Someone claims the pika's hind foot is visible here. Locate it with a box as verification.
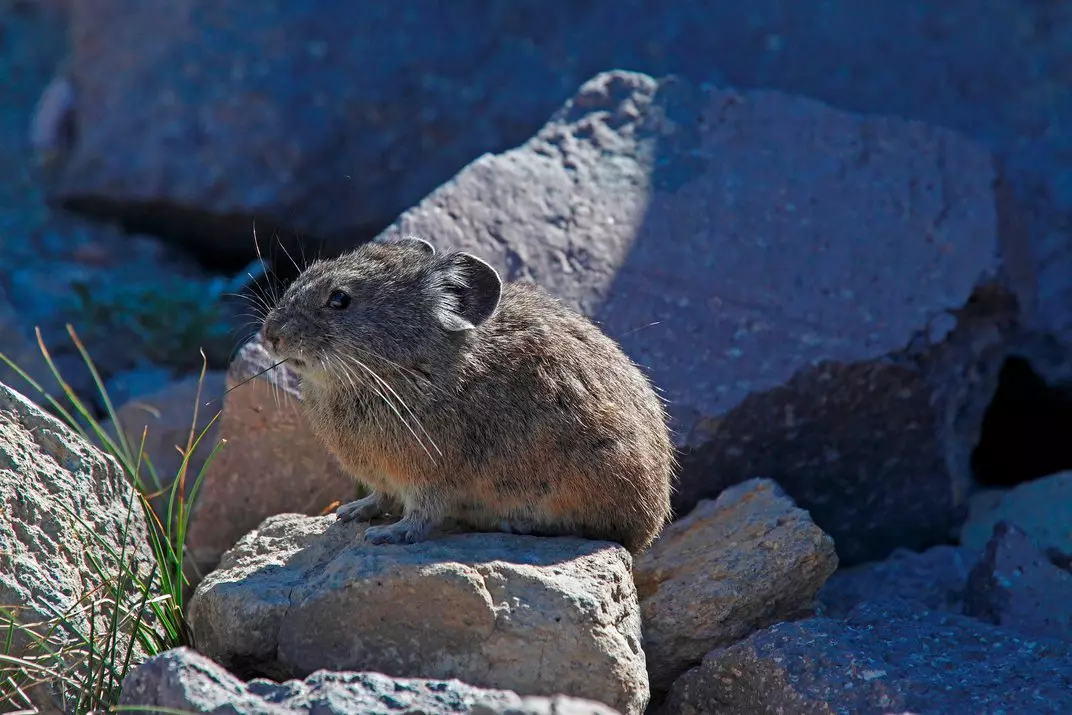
[336,490,394,523]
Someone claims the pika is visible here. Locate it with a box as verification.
[260,236,675,553]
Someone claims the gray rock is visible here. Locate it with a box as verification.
[963,520,1072,644]
[660,599,1072,715]
[818,544,979,618]
[187,513,647,715]
[960,472,1072,554]
[378,70,1020,565]
[0,380,163,714]
[634,478,837,692]
[44,2,1072,364]
[119,647,623,715]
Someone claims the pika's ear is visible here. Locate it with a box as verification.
[382,235,436,255]
[437,252,502,332]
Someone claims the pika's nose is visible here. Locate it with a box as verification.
[261,319,284,353]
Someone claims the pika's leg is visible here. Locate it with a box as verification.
[336,490,398,523]
[363,489,446,546]
[498,519,536,535]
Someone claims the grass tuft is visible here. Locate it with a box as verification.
[0,324,225,714]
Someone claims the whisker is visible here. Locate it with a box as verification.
[205,357,288,407]
[332,353,437,465]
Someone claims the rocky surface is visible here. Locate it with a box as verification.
[184,337,353,588]
[963,520,1072,644]
[42,3,1072,363]
[187,513,647,715]
[121,647,623,715]
[634,478,837,691]
[0,380,163,714]
[818,544,979,618]
[660,599,1072,715]
[377,69,1019,565]
[960,470,1072,554]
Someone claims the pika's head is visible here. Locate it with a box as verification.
[260,236,502,381]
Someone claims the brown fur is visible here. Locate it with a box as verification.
[260,236,675,553]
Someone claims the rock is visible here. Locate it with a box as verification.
[818,544,979,618]
[963,520,1072,644]
[46,4,1072,364]
[660,599,1072,715]
[960,471,1072,554]
[120,647,623,715]
[103,371,225,517]
[377,69,1022,565]
[184,337,352,587]
[0,380,163,714]
[634,478,837,691]
[187,513,647,715]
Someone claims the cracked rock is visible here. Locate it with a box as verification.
[120,647,623,715]
[376,69,1026,565]
[634,478,837,692]
[186,513,647,715]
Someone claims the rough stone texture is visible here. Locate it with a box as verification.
[660,599,1072,715]
[103,370,225,517]
[184,337,352,588]
[960,471,1072,554]
[0,380,163,714]
[187,513,647,715]
[818,544,979,618]
[377,70,1021,565]
[120,647,623,715]
[634,478,837,691]
[45,2,1072,364]
[963,520,1072,644]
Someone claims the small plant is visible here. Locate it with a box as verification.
[0,324,225,714]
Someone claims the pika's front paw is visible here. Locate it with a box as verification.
[336,493,386,523]
[363,520,430,546]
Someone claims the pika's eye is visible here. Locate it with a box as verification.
[327,289,351,310]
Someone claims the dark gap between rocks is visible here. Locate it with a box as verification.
[971,355,1072,487]
[57,195,334,273]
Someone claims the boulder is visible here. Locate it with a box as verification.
[47,3,1072,366]
[377,70,1023,564]
[120,647,623,715]
[963,520,1072,644]
[187,513,647,715]
[818,544,979,618]
[634,478,837,691]
[660,599,1072,715]
[960,471,1072,554]
[0,381,163,714]
[184,337,352,587]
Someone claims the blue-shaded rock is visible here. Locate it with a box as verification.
[818,544,979,618]
[963,520,1072,644]
[660,600,1072,715]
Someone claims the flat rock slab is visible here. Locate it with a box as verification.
[634,478,837,692]
[377,69,1022,564]
[964,520,1072,644]
[0,381,162,713]
[121,647,623,715]
[818,544,979,618]
[961,470,1072,556]
[660,599,1072,715]
[187,513,648,715]
[185,338,353,588]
